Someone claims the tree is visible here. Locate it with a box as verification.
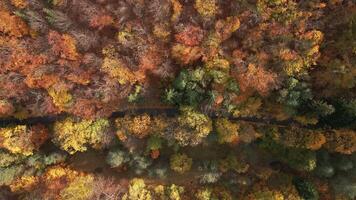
[60,175,94,200]
[170,153,192,174]
[106,148,130,168]
[174,107,212,146]
[293,178,319,200]
[0,125,36,156]
[0,10,29,37]
[116,114,152,139]
[52,117,112,154]
[215,118,239,144]
[175,25,204,46]
[194,0,218,18]
[122,178,153,200]
[324,129,356,154]
[236,63,279,96]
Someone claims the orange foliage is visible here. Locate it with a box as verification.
[5,51,47,74]
[151,149,160,159]
[48,31,80,61]
[236,64,279,96]
[10,0,28,8]
[171,44,202,65]
[89,14,114,30]
[0,11,29,37]
[324,129,356,154]
[175,25,204,46]
[0,100,15,116]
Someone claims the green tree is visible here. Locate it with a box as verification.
[170,153,192,174]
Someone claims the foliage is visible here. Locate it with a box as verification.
[293,178,319,200]
[0,165,25,186]
[175,107,212,146]
[116,114,152,139]
[106,148,130,168]
[259,129,317,171]
[60,175,94,200]
[52,117,111,154]
[215,118,239,144]
[170,153,192,174]
[194,0,218,18]
[0,125,35,156]
[123,178,153,200]
[0,10,29,37]
[324,129,356,154]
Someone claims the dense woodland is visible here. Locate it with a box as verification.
[0,0,355,199]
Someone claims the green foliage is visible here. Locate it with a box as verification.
[128,85,143,103]
[293,178,319,200]
[259,129,316,171]
[106,148,130,168]
[320,99,356,128]
[130,154,152,175]
[123,178,153,200]
[52,117,111,154]
[43,8,72,31]
[43,152,67,166]
[60,175,94,200]
[215,118,239,144]
[0,165,25,186]
[278,77,312,109]
[0,150,25,168]
[170,153,192,174]
[332,175,356,199]
[164,67,234,108]
[147,135,163,151]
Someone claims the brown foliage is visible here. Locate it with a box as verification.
[29,124,49,150]
[324,129,356,154]
[175,25,204,46]
[48,31,80,61]
[89,14,114,30]
[235,64,279,96]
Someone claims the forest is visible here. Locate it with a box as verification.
[0,0,355,199]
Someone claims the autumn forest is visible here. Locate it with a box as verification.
[0,0,355,199]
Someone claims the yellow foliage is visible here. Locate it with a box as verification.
[48,86,73,111]
[101,57,137,85]
[194,0,218,18]
[153,23,171,41]
[215,16,240,41]
[123,178,153,200]
[170,153,193,174]
[0,125,34,156]
[60,175,94,200]
[52,117,111,154]
[116,114,152,138]
[171,44,202,65]
[205,58,230,71]
[10,176,39,192]
[171,0,182,22]
[44,165,78,182]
